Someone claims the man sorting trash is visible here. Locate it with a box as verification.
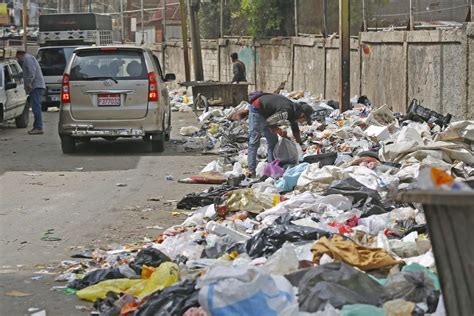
[247,93,314,177]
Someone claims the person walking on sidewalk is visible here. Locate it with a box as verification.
[16,50,46,135]
[247,93,314,177]
[230,52,246,83]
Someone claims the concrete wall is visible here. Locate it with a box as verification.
[156,23,474,119]
[361,28,470,118]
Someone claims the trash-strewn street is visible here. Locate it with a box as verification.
[0,111,215,315]
[1,1,474,315]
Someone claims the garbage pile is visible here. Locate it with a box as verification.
[57,92,473,315]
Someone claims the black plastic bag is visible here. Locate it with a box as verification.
[243,224,330,258]
[325,178,388,218]
[384,270,439,313]
[129,248,171,274]
[288,262,387,312]
[134,280,199,316]
[94,292,121,316]
[69,268,126,290]
[326,178,382,205]
[177,185,236,210]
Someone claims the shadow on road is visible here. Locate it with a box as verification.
[0,112,210,175]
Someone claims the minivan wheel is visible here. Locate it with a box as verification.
[151,133,165,153]
[61,135,76,154]
[15,101,30,128]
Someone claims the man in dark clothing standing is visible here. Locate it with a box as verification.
[247,93,314,177]
[230,52,246,83]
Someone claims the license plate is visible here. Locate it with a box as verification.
[98,94,121,106]
[50,95,60,102]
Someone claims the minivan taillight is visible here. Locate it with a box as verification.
[61,74,70,104]
[148,72,159,102]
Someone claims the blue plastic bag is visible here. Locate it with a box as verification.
[198,266,298,316]
[276,163,309,192]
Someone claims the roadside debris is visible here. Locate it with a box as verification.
[51,91,472,315]
[5,290,32,297]
[41,229,62,242]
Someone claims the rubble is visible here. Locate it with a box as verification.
[53,91,473,315]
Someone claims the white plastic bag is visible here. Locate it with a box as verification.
[200,160,224,175]
[263,242,299,275]
[273,137,299,164]
[198,265,297,316]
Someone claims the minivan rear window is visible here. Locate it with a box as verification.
[69,50,147,81]
[37,47,76,76]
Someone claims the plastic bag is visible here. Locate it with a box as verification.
[69,267,127,290]
[177,185,236,209]
[255,161,267,177]
[76,262,179,302]
[263,242,299,275]
[130,247,171,274]
[383,299,416,316]
[201,160,224,175]
[242,224,330,258]
[273,137,299,164]
[384,270,439,313]
[263,160,285,178]
[325,178,386,217]
[155,231,205,260]
[135,280,199,316]
[198,265,298,316]
[341,304,384,316]
[180,126,200,136]
[276,162,309,192]
[223,188,277,214]
[77,279,144,302]
[290,262,387,312]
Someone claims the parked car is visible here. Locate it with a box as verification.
[0,58,30,128]
[58,46,176,153]
[37,46,79,111]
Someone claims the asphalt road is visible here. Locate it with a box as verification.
[0,110,213,315]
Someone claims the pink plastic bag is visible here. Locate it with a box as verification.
[263,160,285,178]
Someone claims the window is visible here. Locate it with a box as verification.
[9,63,23,84]
[69,50,147,81]
[151,54,163,79]
[4,65,12,85]
[37,47,76,76]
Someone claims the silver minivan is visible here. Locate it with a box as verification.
[37,46,78,111]
[58,46,175,153]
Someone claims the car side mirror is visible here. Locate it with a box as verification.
[164,73,176,82]
[5,82,17,90]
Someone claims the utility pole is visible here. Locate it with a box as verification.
[409,0,414,30]
[187,0,203,81]
[22,0,27,52]
[471,0,474,22]
[339,0,350,113]
[362,0,367,32]
[141,0,144,44]
[219,0,223,37]
[120,0,124,43]
[89,0,92,13]
[179,0,190,81]
[322,0,327,37]
[163,0,167,73]
[294,0,298,36]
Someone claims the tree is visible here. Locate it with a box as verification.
[199,0,294,39]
